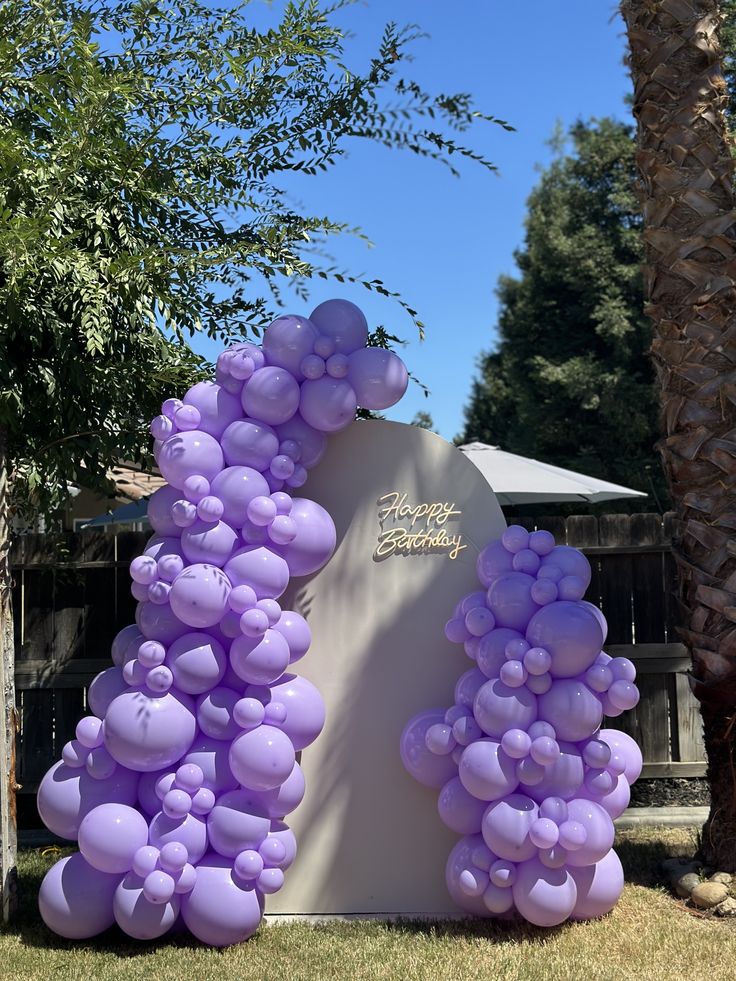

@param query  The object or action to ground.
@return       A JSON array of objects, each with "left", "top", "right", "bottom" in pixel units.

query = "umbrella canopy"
[
  {"left": 80, "top": 498, "right": 149, "bottom": 527},
  {"left": 457, "top": 442, "right": 647, "bottom": 506}
]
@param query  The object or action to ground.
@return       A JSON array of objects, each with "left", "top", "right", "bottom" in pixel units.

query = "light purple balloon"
[
  {"left": 272, "top": 610, "right": 311, "bottom": 663},
  {"left": 399, "top": 709, "right": 458, "bottom": 789},
  {"left": 476, "top": 628, "right": 524, "bottom": 680},
  {"left": 181, "top": 519, "right": 238, "bottom": 568},
  {"left": 229, "top": 724, "right": 295, "bottom": 791},
  {"left": 473, "top": 678, "right": 537, "bottom": 739},
  {"left": 37, "top": 760, "right": 139, "bottom": 840},
  {"left": 486, "top": 573, "right": 540, "bottom": 631},
  {"left": 230, "top": 629, "right": 290, "bottom": 686},
  {"left": 88, "top": 666, "right": 129, "bottom": 718},
  {"left": 239, "top": 762, "right": 306, "bottom": 819},
  {"left": 103, "top": 690, "right": 197, "bottom": 772},
  {"left": 137, "top": 600, "right": 190, "bottom": 643},
  {"left": 438, "top": 777, "right": 488, "bottom": 834},
  {"left": 39, "top": 853, "right": 120, "bottom": 939},
  {"left": 563, "top": 798, "right": 616, "bottom": 867},
  {"left": 111, "top": 625, "right": 144, "bottom": 668},
  {"left": 272, "top": 497, "right": 336, "bottom": 577},
  {"left": 310, "top": 299, "right": 369, "bottom": 354},
  {"left": 158, "top": 430, "right": 224, "bottom": 490},
  {"left": 263, "top": 315, "right": 318, "bottom": 378},
  {"left": 149, "top": 811, "right": 208, "bottom": 864},
  {"left": 476, "top": 540, "right": 515, "bottom": 587},
  {"left": 599, "top": 728, "right": 643, "bottom": 785},
  {"left": 299, "top": 377, "right": 357, "bottom": 433},
  {"left": 169, "top": 563, "right": 231, "bottom": 628},
  {"left": 183, "top": 735, "right": 239, "bottom": 795},
  {"left": 241, "top": 366, "right": 300, "bottom": 426},
  {"left": 207, "top": 789, "right": 271, "bottom": 857},
  {"left": 183, "top": 380, "right": 243, "bottom": 439},
  {"left": 540, "top": 545, "right": 592, "bottom": 589},
  {"left": 196, "top": 686, "right": 242, "bottom": 741},
  {"left": 526, "top": 601, "right": 603, "bottom": 679},
  {"left": 347, "top": 347, "right": 408, "bottom": 410},
  {"left": 275, "top": 414, "right": 326, "bottom": 468},
  {"left": 138, "top": 768, "right": 170, "bottom": 817},
  {"left": 148, "top": 485, "right": 184, "bottom": 537},
  {"left": 144, "top": 535, "right": 184, "bottom": 565},
  {"left": 583, "top": 771, "right": 631, "bottom": 819},
  {"left": 512, "top": 857, "right": 577, "bottom": 927},
  {"left": 254, "top": 673, "right": 325, "bottom": 751},
  {"left": 570, "top": 848, "right": 624, "bottom": 919},
  {"left": 525, "top": 741, "right": 585, "bottom": 803},
  {"left": 538, "top": 679, "right": 602, "bottom": 743},
  {"left": 224, "top": 546, "right": 290, "bottom": 599},
  {"left": 220, "top": 418, "right": 279, "bottom": 471},
  {"left": 482, "top": 794, "right": 539, "bottom": 863},
  {"left": 457, "top": 739, "right": 518, "bottom": 802},
  {"left": 263, "top": 821, "right": 298, "bottom": 870},
  {"left": 210, "top": 466, "right": 270, "bottom": 528},
  {"left": 445, "top": 834, "right": 494, "bottom": 916},
  {"left": 181, "top": 852, "right": 263, "bottom": 946},
  {"left": 79, "top": 802, "right": 149, "bottom": 873},
  {"left": 114, "top": 872, "right": 180, "bottom": 939},
  {"left": 166, "top": 631, "right": 227, "bottom": 694},
  {"left": 454, "top": 668, "right": 487, "bottom": 710}
]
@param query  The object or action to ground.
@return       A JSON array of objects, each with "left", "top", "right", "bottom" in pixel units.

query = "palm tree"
[{"left": 622, "top": 0, "right": 736, "bottom": 869}]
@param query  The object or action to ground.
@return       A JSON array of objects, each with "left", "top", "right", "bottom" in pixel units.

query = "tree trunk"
[
  {"left": 0, "top": 428, "right": 17, "bottom": 919},
  {"left": 622, "top": 0, "right": 736, "bottom": 868}
]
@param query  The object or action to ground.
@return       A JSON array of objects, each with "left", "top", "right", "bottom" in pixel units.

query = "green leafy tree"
[
  {"left": 411, "top": 410, "right": 435, "bottom": 432},
  {"left": 0, "top": 0, "right": 509, "bottom": 915},
  {"left": 461, "top": 118, "right": 665, "bottom": 505}
]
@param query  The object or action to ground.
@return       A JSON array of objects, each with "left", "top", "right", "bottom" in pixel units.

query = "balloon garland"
[
  {"left": 37, "top": 300, "right": 409, "bottom": 946},
  {"left": 401, "top": 527, "right": 643, "bottom": 926}
]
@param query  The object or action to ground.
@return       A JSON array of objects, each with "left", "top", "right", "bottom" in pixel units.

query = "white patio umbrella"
[{"left": 458, "top": 442, "right": 647, "bottom": 506}]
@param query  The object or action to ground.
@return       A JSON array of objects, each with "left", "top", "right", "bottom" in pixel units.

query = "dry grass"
[{"left": 1, "top": 826, "right": 733, "bottom": 981}]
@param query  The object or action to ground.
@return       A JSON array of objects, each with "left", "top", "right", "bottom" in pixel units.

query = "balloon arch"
[{"left": 35, "top": 299, "right": 641, "bottom": 944}]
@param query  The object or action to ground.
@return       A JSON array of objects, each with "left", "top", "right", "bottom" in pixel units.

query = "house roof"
[{"left": 109, "top": 464, "right": 167, "bottom": 501}]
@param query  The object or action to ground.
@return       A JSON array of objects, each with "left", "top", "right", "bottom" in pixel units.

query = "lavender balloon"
[
  {"left": 401, "top": 525, "right": 641, "bottom": 927},
  {"left": 37, "top": 299, "right": 408, "bottom": 946}
]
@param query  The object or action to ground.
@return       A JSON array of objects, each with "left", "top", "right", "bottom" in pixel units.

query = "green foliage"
[
  {"left": 410, "top": 410, "right": 435, "bottom": 432},
  {"left": 461, "top": 118, "right": 666, "bottom": 506},
  {"left": 0, "top": 0, "right": 507, "bottom": 517}
]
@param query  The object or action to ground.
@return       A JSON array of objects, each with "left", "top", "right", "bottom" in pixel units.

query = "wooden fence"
[{"left": 8, "top": 513, "right": 705, "bottom": 819}]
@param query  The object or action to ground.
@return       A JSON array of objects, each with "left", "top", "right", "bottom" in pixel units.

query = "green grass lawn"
[{"left": 2, "top": 827, "right": 734, "bottom": 981}]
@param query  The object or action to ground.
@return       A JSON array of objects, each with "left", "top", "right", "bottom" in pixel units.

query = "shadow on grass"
[{"left": 615, "top": 827, "right": 700, "bottom": 888}]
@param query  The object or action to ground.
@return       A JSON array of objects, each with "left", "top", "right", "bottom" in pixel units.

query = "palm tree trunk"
[
  {"left": 0, "top": 428, "right": 17, "bottom": 919},
  {"left": 622, "top": 0, "right": 736, "bottom": 869}
]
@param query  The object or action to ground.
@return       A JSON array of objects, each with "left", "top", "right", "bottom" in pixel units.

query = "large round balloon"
[
  {"left": 87, "top": 666, "right": 130, "bottom": 718},
  {"left": 241, "top": 366, "right": 301, "bottom": 426},
  {"left": 169, "top": 564, "right": 231, "bottom": 628},
  {"left": 272, "top": 610, "right": 311, "bottom": 663},
  {"left": 78, "top": 802, "right": 149, "bottom": 873},
  {"left": 229, "top": 725, "right": 295, "bottom": 792},
  {"left": 238, "top": 761, "right": 305, "bottom": 819},
  {"left": 263, "top": 314, "right": 318, "bottom": 378},
  {"left": 538, "top": 679, "right": 602, "bottom": 743},
  {"left": 113, "top": 872, "right": 180, "bottom": 939},
  {"left": 220, "top": 419, "right": 279, "bottom": 471},
  {"left": 230, "top": 629, "right": 291, "bottom": 686},
  {"left": 103, "top": 690, "right": 197, "bottom": 772},
  {"left": 37, "top": 760, "right": 139, "bottom": 840},
  {"left": 512, "top": 857, "right": 577, "bottom": 928},
  {"left": 445, "top": 834, "right": 494, "bottom": 917},
  {"left": 299, "top": 377, "right": 357, "bottom": 433},
  {"left": 181, "top": 519, "right": 238, "bottom": 568},
  {"left": 196, "top": 686, "right": 242, "bottom": 741},
  {"left": 570, "top": 848, "right": 624, "bottom": 919},
  {"left": 310, "top": 299, "right": 368, "bottom": 354},
  {"left": 166, "top": 631, "right": 227, "bottom": 695},
  {"left": 599, "top": 728, "right": 643, "bottom": 785},
  {"left": 207, "top": 789, "right": 271, "bottom": 857},
  {"left": 275, "top": 414, "right": 326, "bottom": 468},
  {"left": 438, "top": 777, "right": 488, "bottom": 834},
  {"left": 473, "top": 678, "right": 537, "bottom": 739},
  {"left": 457, "top": 739, "right": 518, "bottom": 802},
  {"left": 148, "top": 484, "right": 184, "bottom": 537},
  {"left": 158, "top": 430, "right": 224, "bottom": 489},
  {"left": 347, "top": 347, "right": 408, "bottom": 410},
  {"left": 210, "top": 466, "right": 270, "bottom": 528},
  {"left": 525, "top": 741, "right": 584, "bottom": 803},
  {"left": 526, "top": 601, "right": 604, "bottom": 679},
  {"left": 482, "top": 794, "right": 539, "bottom": 863},
  {"left": 563, "top": 798, "right": 616, "bottom": 867},
  {"left": 272, "top": 498, "right": 336, "bottom": 577},
  {"left": 476, "top": 628, "right": 524, "bottom": 680},
  {"left": 181, "top": 852, "right": 263, "bottom": 946},
  {"left": 39, "top": 853, "right": 120, "bottom": 939},
  {"left": 224, "top": 546, "right": 290, "bottom": 598},
  {"left": 400, "top": 709, "right": 458, "bottom": 789},
  {"left": 137, "top": 600, "right": 190, "bottom": 644},
  {"left": 256, "top": 673, "right": 325, "bottom": 751},
  {"left": 486, "top": 573, "right": 540, "bottom": 631},
  {"left": 149, "top": 811, "right": 208, "bottom": 864},
  {"left": 183, "top": 380, "right": 243, "bottom": 439},
  {"left": 183, "top": 735, "right": 239, "bottom": 796}
]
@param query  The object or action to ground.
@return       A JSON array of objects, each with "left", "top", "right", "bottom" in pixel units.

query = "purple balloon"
[
  {"left": 221, "top": 418, "right": 279, "bottom": 471},
  {"left": 144, "top": 535, "right": 184, "bottom": 566},
  {"left": 149, "top": 811, "right": 208, "bottom": 864},
  {"left": 512, "top": 857, "right": 577, "bottom": 927},
  {"left": 183, "top": 735, "right": 239, "bottom": 796},
  {"left": 473, "top": 678, "right": 537, "bottom": 739},
  {"left": 599, "top": 728, "right": 643, "bottom": 785},
  {"left": 438, "top": 777, "right": 488, "bottom": 834},
  {"left": 148, "top": 485, "right": 184, "bottom": 537},
  {"left": 158, "top": 430, "right": 224, "bottom": 490},
  {"left": 224, "top": 546, "right": 290, "bottom": 599},
  {"left": 196, "top": 686, "right": 242, "bottom": 741},
  {"left": 454, "top": 668, "right": 487, "bottom": 710},
  {"left": 181, "top": 519, "right": 238, "bottom": 568},
  {"left": 445, "top": 834, "right": 494, "bottom": 916},
  {"left": 540, "top": 545, "right": 592, "bottom": 590},
  {"left": 273, "top": 498, "right": 336, "bottom": 577},
  {"left": 538, "top": 679, "right": 602, "bottom": 743},
  {"left": 37, "top": 760, "right": 139, "bottom": 840},
  {"left": 526, "top": 601, "right": 604, "bottom": 679},
  {"left": 275, "top": 414, "right": 326, "bottom": 468},
  {"left": 347, "top": 348, "right": 408, "bottom": 410},
  {"left": 400, "top": 709, "right": 458, "bottom": 789},
  {"left": 241, "top": 366, "right": 300, "bottom": 426},
  {"left": 482, "top": 794, "right": 539, "bottom": 863},
  {"left": 79, "top": 802, "right": 149, "bottom": 873},
  {"left": 88, "top": 666, "right": 129, "bottom": 718},
  {"left": 210, "top": 466, "right": 270, "bottom": 528},
  {"left": 310, "top": 299, "right": 369, "bottom": 354},
  {"left": 263, "top": 315, "right": 318, "bottom": 378},
  {"left": 181, "top": 852, "right": 263, "bottom": 946},
  {"left": 229, "top": 724, "right": 295, "bottom": 791},
  {"left": 486, "top": 573, "right": 540, "bottom": 631},
  {"left": 457, "top": 739, "right": 518, "bottom": 802},
  {"left": 39, "top": 853, "right": 120, "bottom": 939},
  {"left": 137, "top": 600, "right": 190, "bottom": 643},
  {"left": 477, "top": 540, "right": 515, "bottom": 588},
  {"left": 240, "top": 761, "right": 306, "bottom": 820},
  {"left": 114, "top": 872, "right": 180, "bottom": 939},
  {"left": 476, "top": 628, "right": 524, "bottom": 680},
  {"left": 169, "top": 563, "right": 231, "bottom": 628},
  {"left": 563, "top": 798, "right": 616, "bottom": 867},
  {"left": 272, "top": 610, "right": 311, "bottom": 663},
  {"left": 525, "top": 741, "right": 585, "bottom": 803},
  {"left": 166, "top": 631, "right": 227, "bottom": 695},
  {"left": 103, "top": 690, "right": 197, "bottom": 772},
  {"left": 230, "top": 629, "right": 291, "bottom": 686},
  {"left": 138, "top": 768, "right": 170, "bottom": 817},
  {"left": 183, "top": 380, "right": 243, "bottom": 439},
  {"left": 299, "top": 377, "right": 357, "bottom": 433},
  {"left": 570, "top": 848, "right": 624, "bottom": 919},
  {"left": 253, "top": 673, "right": 325, "bottom": 751},
  {"left": 207, "top": 789, "right": 271, "bottom": 857}
]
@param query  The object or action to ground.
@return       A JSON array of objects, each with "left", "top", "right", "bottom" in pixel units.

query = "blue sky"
[{"left": 192, "top": 1, "right": 633, "bottom": 441}]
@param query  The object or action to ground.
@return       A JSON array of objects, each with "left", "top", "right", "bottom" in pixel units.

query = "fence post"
[{"left": 0, "top": 433, "right": 17, "bottom": 922}]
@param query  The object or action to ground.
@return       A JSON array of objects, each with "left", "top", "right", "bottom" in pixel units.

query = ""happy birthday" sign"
[{"left": 374, "top": 491, "right": 467, "bottom": 561}]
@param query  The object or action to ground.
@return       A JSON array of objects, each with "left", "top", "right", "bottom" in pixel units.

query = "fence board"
[
  {"left": 566, "top": 516, "right": 601, "bottom": 610},
  {"left": 631, "top": 513, "right": 666, "bottom": 645},
  {"left": 19, "top": 689, "right": 54, "bottom": 788},
  {"left": 673, "top": 673, "right": 706, "bottom": 763},
  {"left": 598, "top": 515, "right": 634, "bottom": 645}
]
